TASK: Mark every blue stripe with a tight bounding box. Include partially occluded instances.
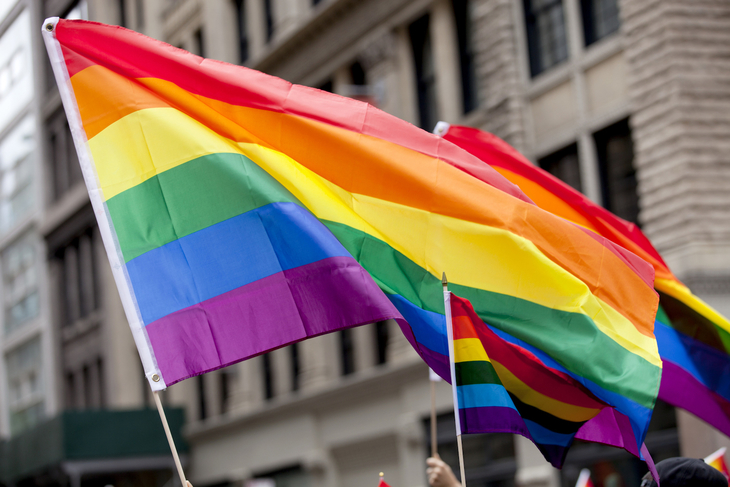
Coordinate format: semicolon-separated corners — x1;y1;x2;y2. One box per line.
457;383;517;409
524;419;574;447
388;294;448;356
126;202;351;325
655;319;730;401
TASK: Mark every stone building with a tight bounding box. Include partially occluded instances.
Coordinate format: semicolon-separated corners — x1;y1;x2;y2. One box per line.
0;0;729;486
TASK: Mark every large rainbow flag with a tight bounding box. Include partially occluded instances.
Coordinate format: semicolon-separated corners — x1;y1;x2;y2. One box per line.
442;124;730;436
43;19;660;464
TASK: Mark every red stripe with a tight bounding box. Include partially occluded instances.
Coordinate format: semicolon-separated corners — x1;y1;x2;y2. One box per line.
443;125;668;268
54;19;531;204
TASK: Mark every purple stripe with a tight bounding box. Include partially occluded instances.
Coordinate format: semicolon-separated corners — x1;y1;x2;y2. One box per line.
146;256;400;385
459;407;567;467
575;406;640;457
659;360;730;436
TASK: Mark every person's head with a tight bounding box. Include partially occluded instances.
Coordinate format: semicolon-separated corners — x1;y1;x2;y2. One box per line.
640;457;728;487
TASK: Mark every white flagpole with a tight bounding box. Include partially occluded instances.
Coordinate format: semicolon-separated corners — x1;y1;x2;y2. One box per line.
153;391;189;487
442;273;466;486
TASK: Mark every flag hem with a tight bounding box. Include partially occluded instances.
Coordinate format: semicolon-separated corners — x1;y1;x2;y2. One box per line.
41;17;166;390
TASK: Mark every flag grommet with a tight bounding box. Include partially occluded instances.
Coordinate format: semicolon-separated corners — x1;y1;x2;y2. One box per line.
45;23;54;31
152;374;160;382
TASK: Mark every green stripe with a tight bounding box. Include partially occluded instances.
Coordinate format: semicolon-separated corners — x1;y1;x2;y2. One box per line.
456;361;501;386
324;221;660;409
106;152;303;262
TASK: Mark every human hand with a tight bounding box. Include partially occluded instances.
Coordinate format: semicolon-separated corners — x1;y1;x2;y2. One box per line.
426;454;461;487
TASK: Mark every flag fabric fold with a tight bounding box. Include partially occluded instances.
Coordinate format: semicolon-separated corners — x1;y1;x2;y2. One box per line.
44;18;659;465
442;124;730;437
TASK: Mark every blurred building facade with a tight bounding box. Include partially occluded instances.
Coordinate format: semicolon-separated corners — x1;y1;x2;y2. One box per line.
0;0;729;486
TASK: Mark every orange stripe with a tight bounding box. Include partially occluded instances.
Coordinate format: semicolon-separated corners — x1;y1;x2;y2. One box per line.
71;66;657;336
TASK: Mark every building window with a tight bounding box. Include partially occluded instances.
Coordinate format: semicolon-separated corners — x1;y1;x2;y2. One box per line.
197;374;207;420
118;0;127;27
47;108;83;202
262;352;274;400
254;465;310;487
263;0;274;43
375;321;388;365
3;234;39;336
65;357;105;410
561;400;678;486
581;0;619;46
220;369;231;414
452;0;478;114
538;143;582;192
594;119;638;224
318;79;333;93
425;413;516;486
340;329;355;376
524;0;569;77
410;13;438;131
55;228;99;327
194;28;205;57
7;338;44;435
234;0;249;63
290;343;300;392
0;116;36;236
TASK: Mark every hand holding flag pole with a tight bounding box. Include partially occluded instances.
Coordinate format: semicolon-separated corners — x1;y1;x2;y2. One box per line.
443;273;467;486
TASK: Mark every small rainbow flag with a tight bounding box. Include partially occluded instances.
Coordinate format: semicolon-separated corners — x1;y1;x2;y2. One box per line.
442;124;730;437
449;292;622;466
43;19;660;464
705;447;730;479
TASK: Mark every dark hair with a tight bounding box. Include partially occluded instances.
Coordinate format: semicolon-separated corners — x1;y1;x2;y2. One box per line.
641;457;728;487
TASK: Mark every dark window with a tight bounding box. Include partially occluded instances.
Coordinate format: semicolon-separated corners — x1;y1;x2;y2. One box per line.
313;0;322;5
375;321;389;365
538;143;582;192
594;119;638;224
220;369;230;414
66;372;76;409
524;0;569;77
581;0;619;46
350;61;366;86
263;0;274;42
262;353;274;399
410;14;439;130
560;400;678;487
197;375;207;420
96;357;105;408
318;79;333;93
234;0;249;63
55;228;99;327
290;343;300;392
194;28;205;57
425;413;516;486
452;0;478;113
47;108;83;202
118;0;127;27
340;329;355;376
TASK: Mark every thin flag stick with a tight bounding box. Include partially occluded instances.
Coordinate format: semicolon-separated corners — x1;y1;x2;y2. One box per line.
430;377;437;457
153;391;189;487
442;273;467;486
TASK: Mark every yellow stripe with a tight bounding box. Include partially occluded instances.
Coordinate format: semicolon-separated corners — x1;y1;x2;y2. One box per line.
655;278;730;334
88;108;661;367
454;338;489;363
492;360;600;422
